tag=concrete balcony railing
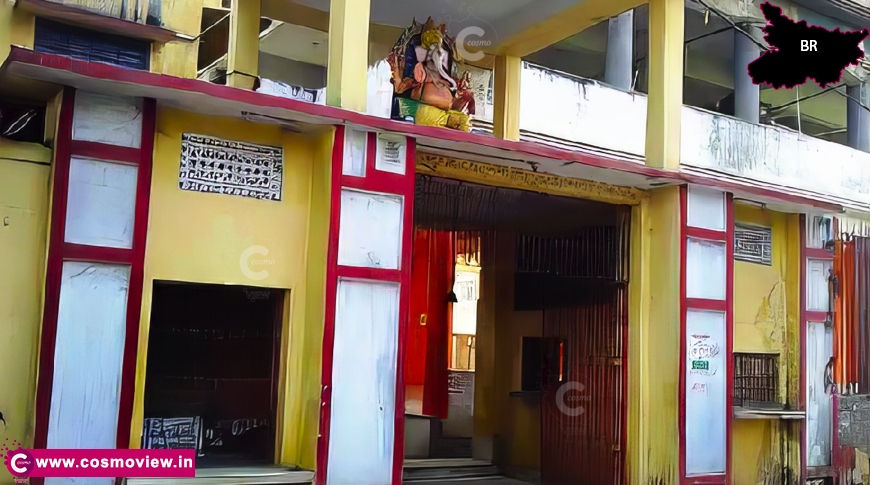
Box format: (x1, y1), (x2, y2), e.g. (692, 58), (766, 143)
(681, 105), (870, 208)
(520, 63), (648, 161)
(519, 62), (870, 208)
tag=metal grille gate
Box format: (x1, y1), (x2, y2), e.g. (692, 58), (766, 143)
(414, 175), (629, 484)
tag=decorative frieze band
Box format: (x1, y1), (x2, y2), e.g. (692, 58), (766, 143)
(416, 153), (647, 205)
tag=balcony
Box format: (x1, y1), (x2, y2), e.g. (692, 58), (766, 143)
(519, 62), (870, 208)
(16, 0), (182, 42)
(519, 63), (647, 162)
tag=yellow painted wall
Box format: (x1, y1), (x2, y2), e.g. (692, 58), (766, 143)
(733, 205), (788, 358)
(626, 186), (681, 484)
(500, 310), (542, 472)
(0, 151), (51, 484)
(731, 204), (801, 484)
(151, 0), (204, 78)
(473, 231), (541, 474)
(129, 107), (331, 470)
(10, 9), (35, 50)
(289, 126), (333, 469)
(495, 232), (541, 473)
(0, 2), (10, 66)
(0, 4), (34, 65)
(473, 234), (499, 460)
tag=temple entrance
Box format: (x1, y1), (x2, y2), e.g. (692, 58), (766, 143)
(142, 282), (283, 468)
(404, 176), (628, 484)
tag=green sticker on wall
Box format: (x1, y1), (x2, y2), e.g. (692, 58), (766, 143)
(692, 360), (709, 370)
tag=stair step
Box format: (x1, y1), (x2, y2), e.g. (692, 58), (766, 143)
(403, 465), (501, 481)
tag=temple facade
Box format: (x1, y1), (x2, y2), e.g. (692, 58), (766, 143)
(3, 0), (870, 483)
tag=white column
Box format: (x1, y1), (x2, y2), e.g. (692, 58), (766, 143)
(734, 25), (761, 123)
(605, 10), (634, 91)
(847, 83), (870, 152)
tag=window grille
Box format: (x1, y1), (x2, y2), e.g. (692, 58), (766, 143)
(733, 353), (779, 407)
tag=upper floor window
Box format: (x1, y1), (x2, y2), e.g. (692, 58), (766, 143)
(34, 17), (151, 70)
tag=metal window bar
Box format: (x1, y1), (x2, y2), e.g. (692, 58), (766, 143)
(455, 231), (482, 266)
(733, 353), (779, 407)
(515, 228), (621, 281)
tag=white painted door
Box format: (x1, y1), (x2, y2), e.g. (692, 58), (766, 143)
(327, 280), (400, 485)
(807, 320), (833, 467)
(320, 127), (415, 485)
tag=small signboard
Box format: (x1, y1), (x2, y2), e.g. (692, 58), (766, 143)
(375, 134), (406, 175)
(734, 224), (772, 265)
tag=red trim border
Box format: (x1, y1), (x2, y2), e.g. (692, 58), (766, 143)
(3, 47), (848, 214)
(679, 186), (733, 485)
(316, 128), (415, 485)
(33, 89), (156, 453)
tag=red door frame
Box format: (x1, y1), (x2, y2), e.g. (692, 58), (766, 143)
(316, 126), (416, 485)
(34, 87), (156, 451)
(802, 214), (837, 480)
(678, 186), (734, 485)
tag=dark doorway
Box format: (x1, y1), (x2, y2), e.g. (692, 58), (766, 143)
(409, 176), (629, 484)
(143, 282), (283, 467)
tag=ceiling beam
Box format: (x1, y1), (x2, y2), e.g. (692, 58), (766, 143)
(496, 0), (645, 58)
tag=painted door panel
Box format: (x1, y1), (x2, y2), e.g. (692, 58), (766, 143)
(806, 320), (833, 467)
(327, 280), (400, 485)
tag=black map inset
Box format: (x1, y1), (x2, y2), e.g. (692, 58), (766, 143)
(748, 2), (870, 89)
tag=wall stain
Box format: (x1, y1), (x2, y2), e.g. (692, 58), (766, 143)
(753, 279), (786, 351)
(754, 421), (800, 485)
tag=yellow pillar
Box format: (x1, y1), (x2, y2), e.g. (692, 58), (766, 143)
(493, 55), (521, 141)
(284, 127), (333, 469)
(645, 0), (683, 170)
(227, 0), (260, 89)
(627, 186), (681, 483)
(326, 0), (371, 112)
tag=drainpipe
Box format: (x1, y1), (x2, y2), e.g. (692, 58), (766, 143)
(605, 10), (634, 91)
(734, 24), (761, 123)
(847, 83), (870, 152)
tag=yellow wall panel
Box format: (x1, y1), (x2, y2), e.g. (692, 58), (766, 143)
(11, 9), (35, 49)
(0, 158), (50, 483)
(129, 108), (330, 470)
(731, 203), (802, 482)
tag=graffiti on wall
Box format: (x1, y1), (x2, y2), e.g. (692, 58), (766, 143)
(143, 417), (202, 453)
(688, 333), (721, 379)
(179, 133), (283, 201)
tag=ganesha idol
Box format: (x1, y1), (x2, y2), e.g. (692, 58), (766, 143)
(387, 18), (476, 131)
